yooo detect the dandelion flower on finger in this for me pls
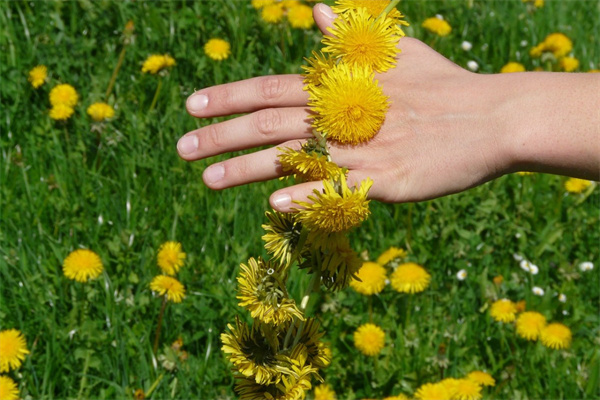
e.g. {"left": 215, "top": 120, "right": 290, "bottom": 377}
{"left": 353, "top": 323, "right": 385, "bottom": 356}
{"left": 490, "top": 299, "right": 517, "bottom": 323}
{"left": 467, "top": 371, "right": 495, "bottom": 387}
{"left": 516, "top": 311, "right": 547, "bottom": 341}
{"left": 350, "top": 261, "right": 387, "bottom": 295}
{"left": 157, "top": 241, "right": 186, "bottom": 275}
{"left": 331, "top": 0, "right": 410, "bottom": 35}
{"left": 87, "top": 102, "right": 115, "bottom": 122}
{"left": 49, "top": 83, "right": 79, "bottom": 107}
{"left": 302, "top": 51, "right": 336, "bottom": 89}
{"left": 63, "top": 249, "right": 104, "bottom": 283}
{"left": 28, "top": 65, "right": 47, "bottom": 88}
{"left": 390, "top": 262, "right": 431, "bottom": 294}
{"left": 0, "top": 376, "right": 19, "bottom": 400}
{"left": 541, "top": 323, "right": 572, "bottom": 349}
{"left": 278, "top": 147, "right": 344, "bottom": 182}
{"left": 0, "top": 329, "right": 29, "bottom": 372}
{"left": 309, "top": 62, "right": 389, "bottom": 144}
{"left": 262, "top": 211, "right": 303, "bottom": 267}
{"left": 149, "top": 275, "right": 185, "bottom": 303}
{"left": 204, "top": 38, "right": 231, "bottom": 61}
{"left": 322, "top": 7, "right": 401, "bottom": 73}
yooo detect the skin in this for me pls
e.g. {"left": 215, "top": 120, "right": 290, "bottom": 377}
{"left": 178, "top": 3, "right": 600, "bottom": 212}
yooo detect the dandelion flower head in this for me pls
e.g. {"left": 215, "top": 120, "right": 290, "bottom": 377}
{"left": 377, "top": 246, "right": 407, "bottom": 266}
{"left": 453, "top": 378, "right": 483, "bottom": 400}
{"left": 157, "top": 241, "right": 186, "bottom": 275}
{"left": 541, "top": 322, "right": 572, "bottom": 349}
{"left": 262, "top": 210, "right": 302, "bottom": 267}
{"left": 0, "top": 376, "right": 19, "bottom": 400}
{"left": 422, "top": 16, "right": 452, "bottom": 37}
{"left": 251, "top": 0, "right": 275, "bottom": 9}
{"left": 467, "top": 371, "right": 495, "bottom": 387}
{"left": 490, "top": 299, "right": 517, "bottom": 323}
{"left": 414, "top": 382, "right": 451, "bottom": 400}
{"left": 278, "top": 147, "right": 344, "bottom": 182}
{"left": 564, "top": 177, "right": 591, "bottom": 193}
{"left": 302, "top": 51, "right": 336, "bottom": 89}
{"left": 353, "top": 323, "right": 385, "bottom": 356}
{"left": 49, "top": 83, "right": 79, "bottom": 107}
{"left": 0, "top": 329, "right": 30, "bottom": 372}
{"left": 500, "top": 62, "right": 526, "bottom": 73}
{"left": 295, "top": 175, "right": 372, "bottom": 233}
{"left": 332, "top": 0, "right": 409, "bottom": 34}
{"left": 28, "top": 65, "right": 47, "bottom": 89}
{"left": 383, "top": 395, "right": 410, "bottom": 400}
{"left": 516, "top": 311, "right": 547, "bottom": 341}
{"left": 63, "top": 249, "right": 104, "bottom": 282}
{"left": 49, "top": 104, "right": 75, "bottom": 121}
{"left": 142, "top": 54, "right": 175, "bottom": 74}
{"left": 390, "top": 262, "right": 431, "bottom": 294}
{"left": 308, "top": 62, "right": 389, "bottom": 145}
{"left": 287, "top": 4, "right": 314, "bottom": 29}
{"left": 314, "top": 383, "right": 337, "bottom": 400}
{"left": 87, "top": 102, "right": 115, "bottom": 122}
{"left": 261, "top": 3, "right": 284, "bottom": 24}
{"left": 204, "top": 38, "right": 231, "bottom": 61}
{"left": 149, "top": 275, "right": 186, "bottom": 303}
{"left": 350, "top": 261, "right": 387, "bottom": 295}
{"left": 559, "top": 56, "right": 579, "bottom": 72}
{"left": 530, "top": 33, "right": 572, "bottom": 58}
{"left": 322, "top": 7, "right": 401, "bottom": 73}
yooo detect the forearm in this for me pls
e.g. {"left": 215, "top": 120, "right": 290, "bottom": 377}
{"left": 492, "top": 72, "right": 600, "bottom": 180}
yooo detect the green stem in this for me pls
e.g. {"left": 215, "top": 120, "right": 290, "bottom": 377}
{"left": 148, "top": 77, "right": 163, "bottom": 112}
{"left": 77, "top": 349, "right": 91, "bottom": 400}
{"left": 105, "top": 45, "right": 127, "bottom": 100}
{"left": 153, "top": 296, "right": 168, "bottom": 354}
{"left": 145, "top": 372, "right": 165, "bottom": 398}
{"left": 380, "top": 0, "right": 401, "bottom": 18}
{"left": 368, "top": 296, "right": 373, "bottom": 323}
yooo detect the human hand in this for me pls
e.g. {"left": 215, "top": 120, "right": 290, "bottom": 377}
{"left": 177, "top": 4, "right": 598, "bottom": 212}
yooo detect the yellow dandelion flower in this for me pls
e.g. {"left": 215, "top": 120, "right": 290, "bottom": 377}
{"left": 0, "top": 329, "right": 29, "bottom": 373}
{"left": 530, "top": 33, "right": 572, "bottom": 59}
{"left": 86, "top": 102, "right": 115, "bottom": 122}
{"left": 390, "top": 262, "right": 431, "bottom": 294}
{"left": 540, "top": 322, "right": 572, "bottom": 350}
{"left": 309, "top": 62, "right": 389, "bottom": 144}
{"left": 278, "top": 147, "right": 344, "bottom": 182}
{"left": 453, "top": 379, "right": 482, "bottom": 400}
{"left": 204, "top": 38, "right": 231, "bottom": 61}
{"left": 262, "top": 211, "right": 303, "bottom": 267}
{"left": 0, "top": 376, "right": 19, "bottom": 400}
{"left": 314, "top": 384, "right": 336, "bottom": 400}
{"left": 28, "top": 65, "right": 47, "bottom": 89}
{"left": 523, "top": 0, "right": 544, "bottom": 7}
{"left": 142, "top": 54, "right": 175, "bottom": 74}
{"left": 559, "top": 56, "right": 579, "bottom": 72}
{"left": 564, "top": 177, "right": 592, "bottom": 193}
{"left": 288, "top": 318, "right": 331, "bottom": 369}
{"left": 295, "top": 175, "right": 372, "bottom": 233}
{"left": 353, "top": 323, "right": 385, "bottom": 356}
{"left": 466, "top": 371, "right": 495, "bottom": 387}
{"left": 422, "top": 17, "right": 452, "bottom": 37}
{"left": 49, "top": 104, "right": 75, "bottom": 121}
{"left": 350, "top": 261, "right": 387, "bottom": 295}
{"left": 490, "top": 299, "right": 517, "bottom": 323}
{"left": 322, "top": 7, "right": 401, "bottom": 73}
{"left": 516, "top": 171, "right": 534, "bottom": 176}
{"left": 49, "top": 83, "right": 78, "bottom": 107}
{"left": 492, "top": 275, "right": 503, "bottom": 285}
{"left": 331, "top": 0, "right": 410, "bottom": 36}
{"left": 157, "top": 241, "right": 186, "bottom": 275}
{"left": 500, "top": 62, "right": 526, "bottom": 73}
{"left": 383, "top": 395, "right": 410, "bottom": 400}
{"left": 237, "top": 257, "right": 304, "bottom": 325}
{"left": 261, "top": 3, "right": 284, "bottom": 24}
{"left": 377, "top": 246, "right": 407, "bottom": 266}
{"left": 516, "top": 311, "right": 547, "bottom": 341}
{"left": 149, "top": 275, "right": 185, "bottom": 303}
{"left": 414, "top": 382, "right": 451, "bottom": 400}
{"left": 302, "top": 51, "right": 336, "bottom": 89}
{"left": 251, "top": 0, "right": 275, "bottom": 9}
{"left": 133, "top": 388, "right": 146, "bottom": 400}
{"left": 589, "top": 69, "right": 600, "bottom": 73}
{"left": 287, "top": 4, "right": 314, "bottom": 29}
{"left": 515, "top": 299, "right": 527, "bottom": 313}
{"left": 439, "top": 377, "right": 459, "bottom": 397}
{"left": 63, "top": 249, "right": 103, "bottom": 283}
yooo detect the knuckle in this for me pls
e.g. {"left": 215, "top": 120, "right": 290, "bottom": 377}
{"left": 254, "top": 108, "right": 281, "bottom": 136}
{"left": 215, "top": 85, "right": 234, "bottom": 109}
{"left": 202, "top": 125, "right": 224, "bottom": 149}
{"left": 259, "top": 76, "right": 285, "bottom": 103}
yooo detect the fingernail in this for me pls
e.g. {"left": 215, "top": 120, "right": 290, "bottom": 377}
{"left": 204, "top": 164, "right": 225, "bottom": 185}
{"left": 177, "top": 135, "right": 198, "bottom": 155}
{"left": 272, "top": 193, "right": 291, "bottom": 209}
{"left": 187, "top": 94, "right": 208, "bottom": 113}
{"left": 318, "top": 4, "right": 336, "bottom": 20}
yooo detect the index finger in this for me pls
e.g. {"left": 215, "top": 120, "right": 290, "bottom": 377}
{"left": 186, "top": 75, "right": 309, "bottom": 118}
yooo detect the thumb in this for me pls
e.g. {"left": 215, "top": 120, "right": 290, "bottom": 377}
{"left": 313, "top": 3, "right": 337, "bottom": 36}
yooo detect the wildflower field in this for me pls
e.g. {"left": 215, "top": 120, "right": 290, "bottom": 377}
{"left": 1, "top": 1, "right": 599, "bottom": 399}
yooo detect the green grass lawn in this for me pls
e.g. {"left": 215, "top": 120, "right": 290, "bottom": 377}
{"left": 1, "top": 1, "right": 598, "bottom": 399}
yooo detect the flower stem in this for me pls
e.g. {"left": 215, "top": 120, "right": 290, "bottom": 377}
{"left": 105, "top": 45, "right": 127, "bottom": 100}
{"left": 148, "top": 77, "right": 163, "bottom": 112}
{"left": 153, "top": 296, "right": 168, "bottom": 354}
{"left": 145, "top": 372, "right": 165, "bottom": 398}
{"left": 76, "top": 349, "right": 91, "bottom": 400}
{"left": 381, "top": 0, "right": 401, "bottom": 18}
